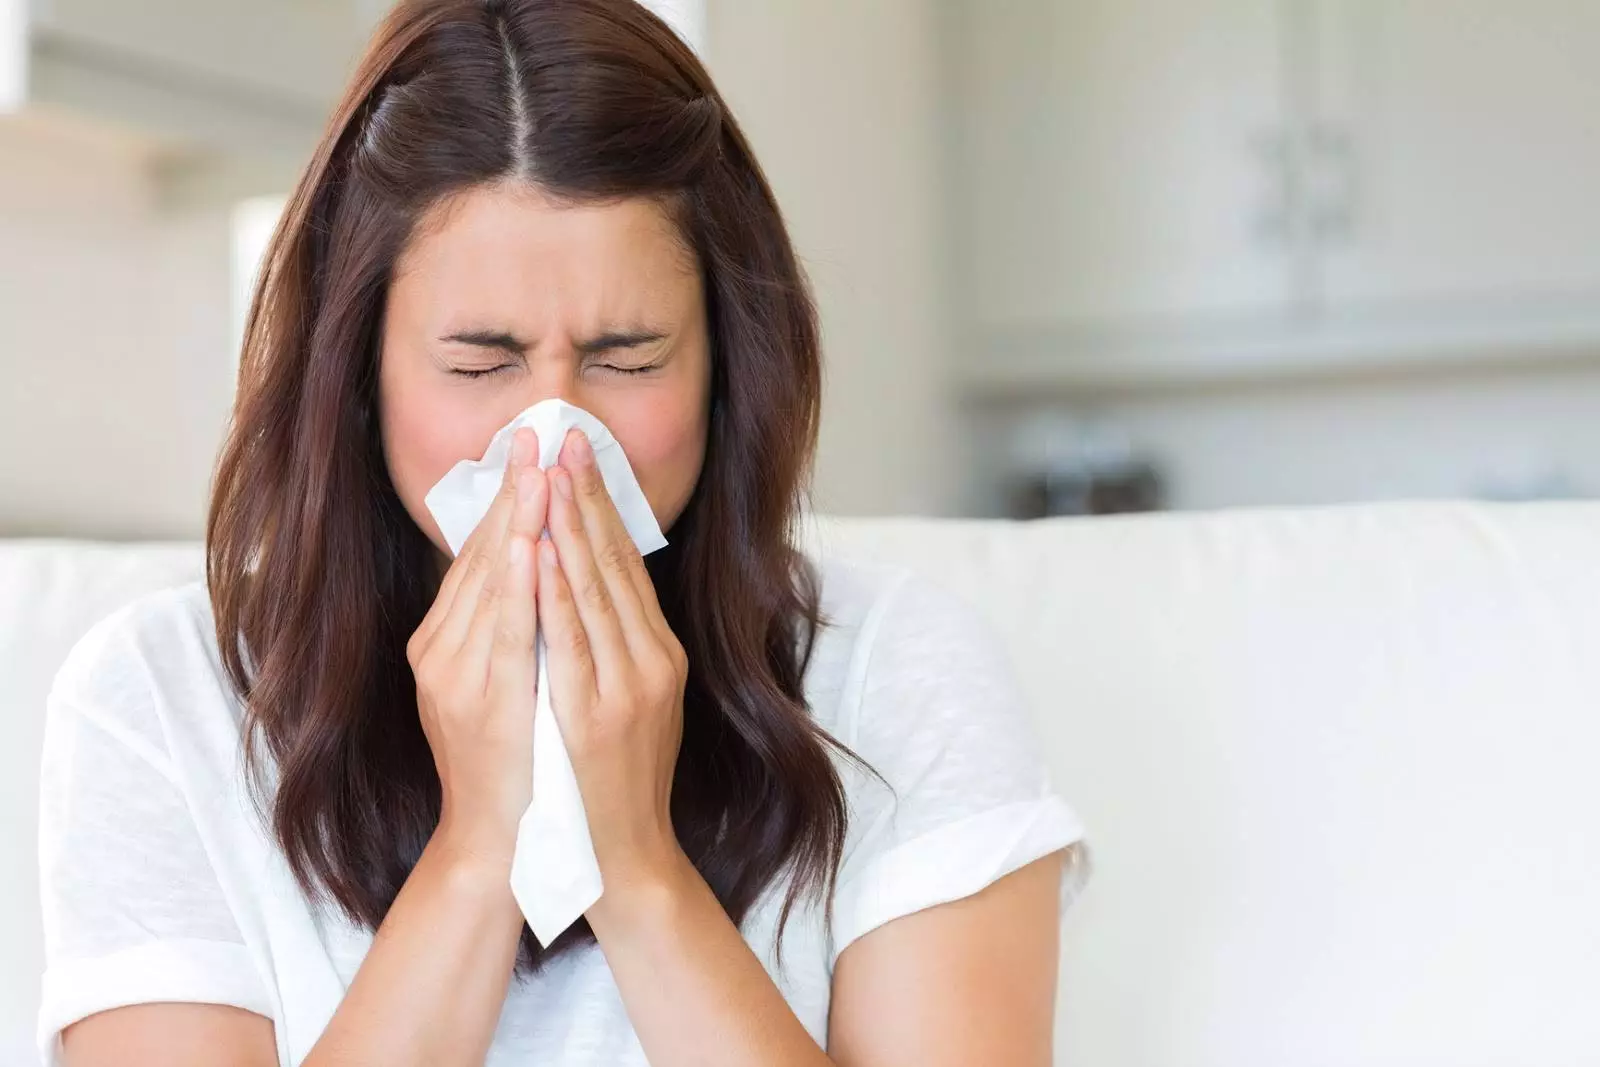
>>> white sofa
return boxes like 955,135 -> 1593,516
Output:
5,503 -> 1600,1065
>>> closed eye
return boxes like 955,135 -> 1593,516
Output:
451,362 -> 661,380
450,365 -> 513,379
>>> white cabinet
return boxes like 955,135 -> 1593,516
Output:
1315,0 -> 1600,312
11,0 -> 695,174
953,0 -> 1600,392
954,0 -> 1289,329
33,0 -> 363,112
12,0 -> 370,193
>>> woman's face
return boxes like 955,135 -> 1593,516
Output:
378,182 -> 712,569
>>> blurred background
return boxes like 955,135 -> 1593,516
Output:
4,0 -> 1600,537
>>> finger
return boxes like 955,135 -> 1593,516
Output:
488,496 -> 542,710
431,428 -> 537,653
546,439 -> 630,680
459,458 -> 548,689
558,432 -> 674,649
441,427 -> 538,608
416,428 -> 535,652
557,430 -> 661,655
536,537 -> 598,712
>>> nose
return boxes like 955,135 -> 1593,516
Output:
504,346 -> 600,454
516,344 -> 582,411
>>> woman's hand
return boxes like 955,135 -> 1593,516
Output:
407,428 -> 549,865
539,428 -> 691,895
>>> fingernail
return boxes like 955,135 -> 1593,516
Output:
517,467 -> 539,504
554,466 -> 574,500
571,431 -> 592,465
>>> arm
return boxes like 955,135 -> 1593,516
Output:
533,432 -> 1075,1067
826,851 -> 1063,1066
295,826 -> 525,1066
63,835 -> 522,1067
62,433 -> 551,1067
63,1006 -> 275,1067
586,847 -> 1065,1067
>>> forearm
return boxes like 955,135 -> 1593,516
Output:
303,821 -> 523,1067
587,851 -> 835,1067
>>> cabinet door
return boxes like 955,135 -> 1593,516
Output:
951,0 -> 1291,331
26,0 -> 371,163
1316,0 -> 1600,312
33,0 -> 366,113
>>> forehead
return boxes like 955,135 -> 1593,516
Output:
390,182 -> 700,324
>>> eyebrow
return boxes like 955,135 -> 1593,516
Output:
438,329 -> 668,356
576,330 -> 668,355
439,329 -> 529,355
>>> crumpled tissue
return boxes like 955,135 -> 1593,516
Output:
423,398 -> 668,946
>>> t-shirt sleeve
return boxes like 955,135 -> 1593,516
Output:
36,611 -> 272,1061
828,570 -> 1091,964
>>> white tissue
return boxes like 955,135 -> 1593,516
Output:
423,398 -> 668,946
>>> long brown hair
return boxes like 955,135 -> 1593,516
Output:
206,0 -> 852,972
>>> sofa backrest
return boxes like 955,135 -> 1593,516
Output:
1,541 -> 206,1064
7,502 -> 1600,1064
807,503 -> 1600,1066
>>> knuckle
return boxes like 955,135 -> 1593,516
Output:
598,539 -> 633,574
413,656 -> 444,697
464,549 -> 494,580
493,619 -> 530,654
659,636 -> 688,679
578,576 -> 612,613
560,626 -> 591,662
642,649 -> 678,688
579,470 -> 607,501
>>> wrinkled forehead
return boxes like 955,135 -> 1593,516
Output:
388,181 -> 702,341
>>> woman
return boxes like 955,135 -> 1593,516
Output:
36,1 -> 1088,1064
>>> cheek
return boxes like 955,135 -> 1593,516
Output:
380,369 -> 503,547
607,390 -> 708,526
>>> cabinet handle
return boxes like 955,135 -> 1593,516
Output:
1309,123 -> 1358,242
1250,127 -> 1297,247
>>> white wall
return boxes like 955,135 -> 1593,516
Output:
0,115 -> 235,540
4,0 -> 961,537
704,0 -> 958,517
10,4 -> 1600,534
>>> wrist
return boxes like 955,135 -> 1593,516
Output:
429,813 -> 517,884
587,842 -> 700,938
416,821 -> 524,952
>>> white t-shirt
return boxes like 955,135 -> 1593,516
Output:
37,555 -> 1089,1066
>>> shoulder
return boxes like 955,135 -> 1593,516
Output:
805,554 -> 1018,749
36,584 -> 276,1049
798,555 -> 915,733
801,559 -> 1090,962
47,580 -> 244,764
808,553 -> 1002,660
807,554 -> 920,654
